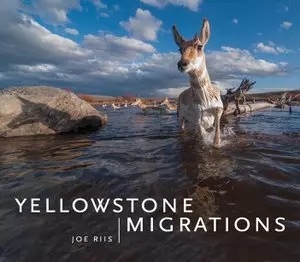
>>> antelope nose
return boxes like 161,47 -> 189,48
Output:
181,61 -> 188,67
178,60 -> 188,67
178,60 -> 188,71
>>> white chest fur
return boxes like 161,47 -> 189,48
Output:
178,78 -> 223,131
179,102 -> 215,130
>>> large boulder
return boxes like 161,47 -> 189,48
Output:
0,86 -> 107,137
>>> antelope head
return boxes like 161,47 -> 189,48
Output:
161,97 -> 169,105
131,98 -> 143,106
173,18 -> 210,75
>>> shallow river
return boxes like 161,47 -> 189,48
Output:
0,106 -> 299,262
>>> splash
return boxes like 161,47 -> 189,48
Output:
194,126 -> 235,148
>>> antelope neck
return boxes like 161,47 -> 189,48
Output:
189,66 -> 211,90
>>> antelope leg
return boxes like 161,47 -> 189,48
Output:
180,117 -> 185,130
213,108 -> 223,148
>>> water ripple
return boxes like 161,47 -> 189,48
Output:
0,107 -> 299,261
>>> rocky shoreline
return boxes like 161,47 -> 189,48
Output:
0,86 -> 107,138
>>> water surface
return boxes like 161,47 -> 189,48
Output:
0,107 -> 299,262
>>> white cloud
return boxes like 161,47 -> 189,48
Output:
254,43 -> 277,54
275,46 -> 291,54
140,0 -> 203,12
213,80 -> 237,93
24,0 -> 108,25
99,12 -> 109,18
120,9 -> 162,41
83,34 -> 156,60
268,41 -> 275,46
254,42 -> 291,55
284,6 -> 289,12
29,0 -> 82,25
15,64 -> 57,73
152,47 -> 287,96
207,47 -> 286,79
279,62 -> 288,67
280,21 -> 292,30
0,14 -> 89,62
232,18 -> 238,24
0,1 -> 291,96
157,86 -> 188,97
91,0 -> 107,9
113,4 -> 120,11
64,27 -> 79,35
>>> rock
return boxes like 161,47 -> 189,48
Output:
0,86 -> 107,137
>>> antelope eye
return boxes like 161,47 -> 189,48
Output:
197,45 -> 202,51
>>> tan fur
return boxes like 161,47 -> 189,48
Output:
173,18 -> 223,148
161,97 -> 177,111
132,98 -> 168,114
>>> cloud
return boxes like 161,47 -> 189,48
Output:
268,41 -> 275,46
91,0 -> 107,9
0,1 -> 290,96
99,12 -> 110,18
280,21 -> 292,30
232,18 -> 238,24
206,47 -> 286,80
254,43 -> 277,54
284,5 -> 289,12
139,47 -> 287,96
140,0 -> 203,12
120,9 -> 162,41
112,4 -> 121,11
28,0 -> 82,25
0,13 -> 89,70
157,86 -> 188,97
279,62 -> 288,67
64,27 -> 79,35
24,0 -> 108,25
14,64 -> 57,73
83,34 -> 156,60
254,42 -> 291,55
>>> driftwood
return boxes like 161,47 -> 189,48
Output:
273,92 -> 300,108
222,78 -> 256,115
224,102 -> 275,116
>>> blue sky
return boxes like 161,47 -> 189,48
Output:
0,0 -> 299,97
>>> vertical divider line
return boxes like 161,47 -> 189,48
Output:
118,218 -> 121,243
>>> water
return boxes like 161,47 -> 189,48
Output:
0,107 -> 299,262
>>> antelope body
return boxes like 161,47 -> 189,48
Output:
132,98 -> 175,115
160,97 -> 177,112
173,18 -> 223,148
111,103 -> 120,109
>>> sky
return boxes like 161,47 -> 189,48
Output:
0,0 -> 299,97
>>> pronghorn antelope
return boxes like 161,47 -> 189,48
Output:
111,103 -> 120,109
173,18 -> 223,148
160,97 -> 177,111
132,98 -> 172,114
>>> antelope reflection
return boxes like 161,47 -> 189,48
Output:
179,133 -> 235,221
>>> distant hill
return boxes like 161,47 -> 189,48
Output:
246,90 -> 300,101
77,94 -> 115,103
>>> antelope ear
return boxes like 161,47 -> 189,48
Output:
199,18 -> 210,45
172,25 -> 185,47
193,33 -> 198,41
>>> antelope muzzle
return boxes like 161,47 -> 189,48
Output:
177,60 -> 189,72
